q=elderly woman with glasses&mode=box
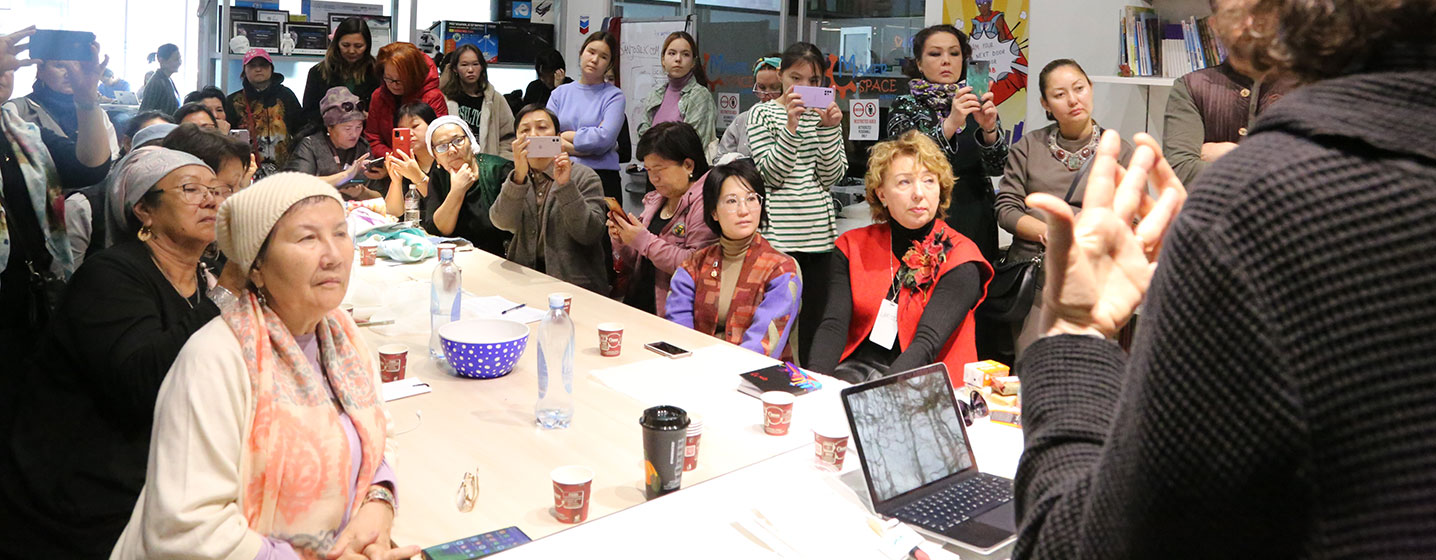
[0,148,248,556]
[110,174,416,560]
[285,87,385,199]
[665,159,801,360]
[716,53,782,158]
[419,115,511,255]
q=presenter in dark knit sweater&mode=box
[809,131,991,385]
[1012,1,1436,557]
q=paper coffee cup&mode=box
[554,292,572,314]
[597,322,623,357]
[760,391,795,436]
[378,344,407,383]
[358,241,379,266]
[684,414,704,472]
[550,465,593,524]
[812,423,851,472]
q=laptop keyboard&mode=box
[892,473,1013,532]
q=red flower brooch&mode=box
[896,229,953,304]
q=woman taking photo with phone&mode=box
[546,31,625,201]
[442,44,515,159]
[665,159,802,361]
[636,31,717,155]
[887,24,1007,263]
[609,121,716,316]
[747,41,847,363]
[490,104,608,293]
[301,17,379,132]
[365,42,447,160]
[381,102,438,216]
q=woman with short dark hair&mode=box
[665,159,801,360]
[173,102,217,129]
[1013,0,1436,556]
[608,121,716,315]
[522,49,571,109]
[183,86,232,133]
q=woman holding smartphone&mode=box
[382,103,438,216]
[887,24,1008,263]
[746,41,847,364]
[546,31,625,201]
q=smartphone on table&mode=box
[644,341,692,359]
[29,30,95,61]
[526,136,562,158]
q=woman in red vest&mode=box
[808,131,992,385]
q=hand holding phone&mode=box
[604,197,633,224]
[526,136,562,158]
[793,86,836,112]
[392,127,414,152]
[966,60,991,100]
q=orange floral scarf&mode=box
[222,292,386,557]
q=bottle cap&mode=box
[438,242,456,261]
[548,293,567,309]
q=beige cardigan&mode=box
[109,318,396,560]
[445,81,516,159]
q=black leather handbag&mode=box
[977,159,1089,324]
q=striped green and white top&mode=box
[747,101,848,254]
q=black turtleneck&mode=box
[27,81,79,136]
[808,219,984,380]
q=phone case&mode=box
[967,61,991,99]
[793,86,835,110]
[393,128,414,151]
[527,136,562,158]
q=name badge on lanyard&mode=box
[869,297,899,350]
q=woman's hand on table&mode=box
[325,501,419,560]
[1026,130,1186,340]
[607,211,643,246]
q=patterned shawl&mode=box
[222,291,386,557]
[0,104,73,285]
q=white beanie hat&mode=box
[424,115,479,157]
[215,172,344,272]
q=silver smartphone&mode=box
[527,136,562,158]
[644,341,692,359]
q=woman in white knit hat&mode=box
[111,173,416,560]
[418,114,511,256]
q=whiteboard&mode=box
[616,16,692,161]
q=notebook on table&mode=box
[840,363,1018,554]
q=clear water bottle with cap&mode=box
[429,243,462,363]
[404,184,421,225]
[535,293,575,429]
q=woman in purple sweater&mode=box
[546,31,626,201]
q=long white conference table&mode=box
[349,248,1025,559]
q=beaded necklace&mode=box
[1048,122,1102,171]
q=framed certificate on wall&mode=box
[285,23,330,56]
[256,9,290,23]
[233,21,282,53]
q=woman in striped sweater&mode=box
[746,42,848,363]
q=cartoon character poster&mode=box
[947,0,1029,141]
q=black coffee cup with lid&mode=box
[639,405,689,500]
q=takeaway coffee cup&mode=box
[813,423,850,471]
[761,391,795,436]
[550,465,593,524]
[597,323,623,357]
[378,344,407,382]
[639,405,689,500]
[683,414,704,472]
[358,241,379,266]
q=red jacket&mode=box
[836,220,991,386]
[364,54,448,158]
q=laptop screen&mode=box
[843,364,974,503]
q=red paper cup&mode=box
[597,322,623,357]
[555,292,573,315]
[550,465,593,524]
[358,242,379,266]
[378,344,407,383]
[683,414,704,472]
[813,424,850,472]
[761,391,795,436]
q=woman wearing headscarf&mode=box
[285,87,385,198]
[111,173,415,560]
[420,115,511,255]
[0,148,241,556]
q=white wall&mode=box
[558,0,612,78]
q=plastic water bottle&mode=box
[429,243,462,364]
[404,184,421,225]
[535,293,575,429]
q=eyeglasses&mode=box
[382,76,403,86]
[166,182,233,205]
[752,85,782,99]
[433,136,469,155]
[719,193,763,213]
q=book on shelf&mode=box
[1118,11,1228,78]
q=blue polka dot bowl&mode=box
[438,319,530,379]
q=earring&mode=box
[137,226,153,242]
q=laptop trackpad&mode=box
[947,501,1017,549]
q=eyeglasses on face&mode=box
[719,193,763,213]
[382,75,403,86]
[166,182,233,205]
[433,135,469,155]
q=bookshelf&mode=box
[1089,75,1177,87]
